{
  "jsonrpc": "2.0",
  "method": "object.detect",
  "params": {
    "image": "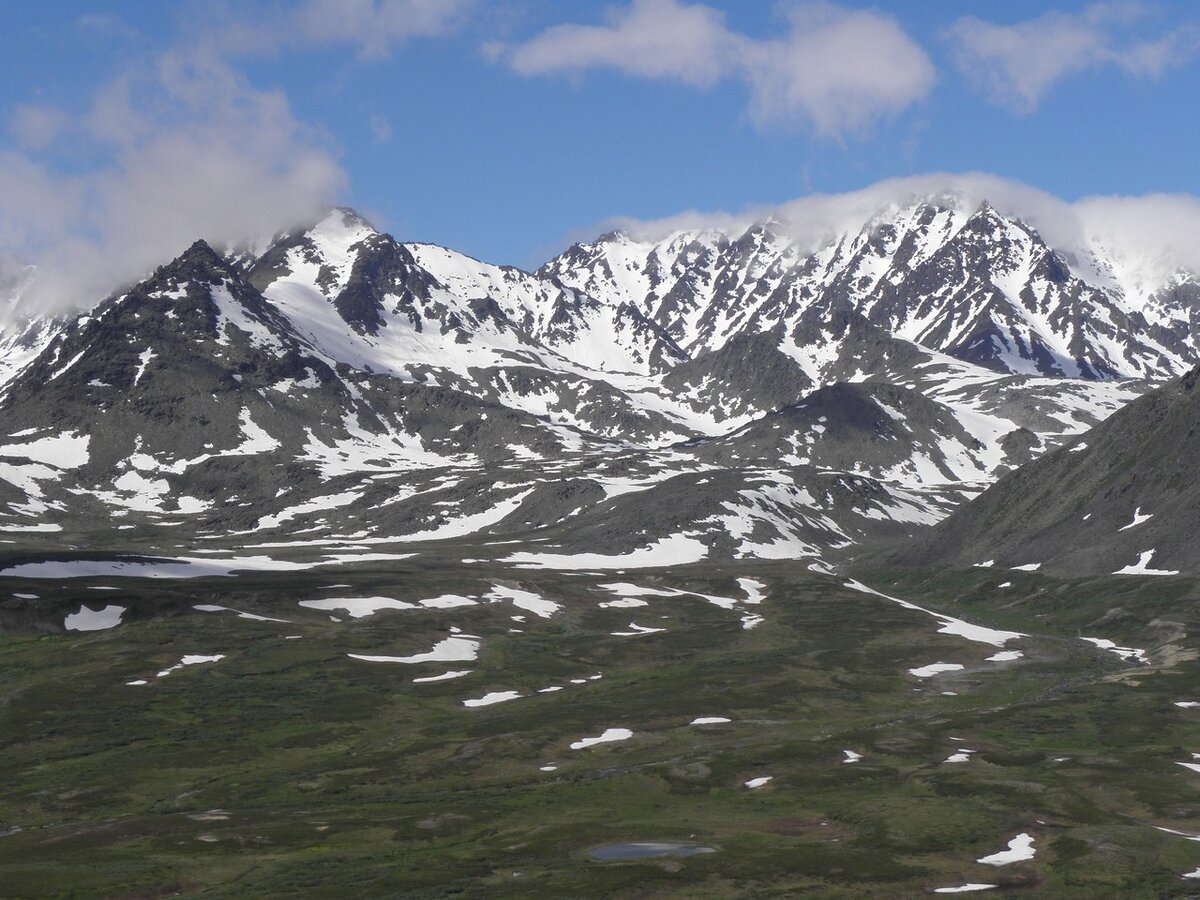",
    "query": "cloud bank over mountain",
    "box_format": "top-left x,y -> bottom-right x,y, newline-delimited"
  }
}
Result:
0,48 -> 345,315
